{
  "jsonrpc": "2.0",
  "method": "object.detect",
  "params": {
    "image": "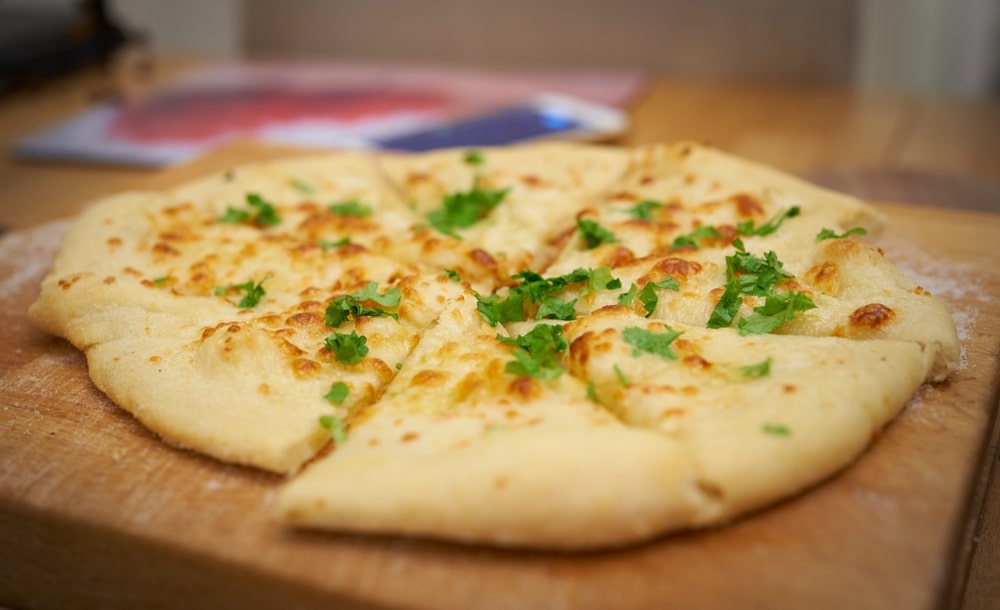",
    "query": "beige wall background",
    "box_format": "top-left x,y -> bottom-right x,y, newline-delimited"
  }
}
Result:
108,0 -> 1000,98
